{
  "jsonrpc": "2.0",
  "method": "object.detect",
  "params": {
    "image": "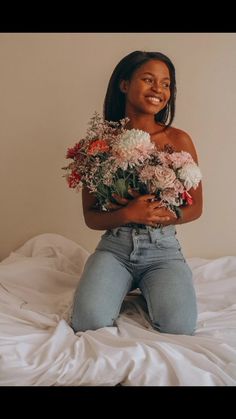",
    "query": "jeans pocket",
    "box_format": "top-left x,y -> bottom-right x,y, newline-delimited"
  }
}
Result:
155,236 -> 181,251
